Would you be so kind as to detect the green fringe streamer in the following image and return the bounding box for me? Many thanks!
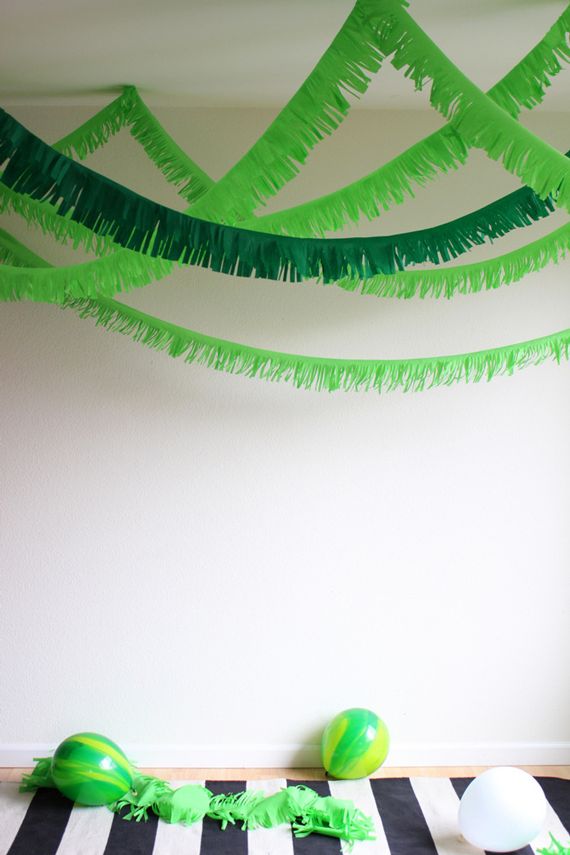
[0,184,118,258]
[53,86,213,204]
[20,758,53,792]
[245,4,570,236]
[2,230,569,393]
[3,215,570,304]
[0,227,49,268]
[3,107,570,285]
[0,157,562,283]
[187,0,408,224]
[538,835,570,855]
[52,296,570,394]
[19,760,373,845]
[383,5,570,211]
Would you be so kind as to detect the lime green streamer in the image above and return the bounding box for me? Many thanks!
[383,5,570,207]
[245,3,570,236]
[2,6,570,277]
[20,761,374,845]
[538,836,570,855]
[53,86,213,204]
[2,229,569,393]
[187,0,406,224]
[50,295,570,393]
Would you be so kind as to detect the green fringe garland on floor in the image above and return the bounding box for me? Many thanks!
[53,86,213,204]
[2,230,569,393]
[3,215,570,303]
[538,836,570,855]
[20,763,374,846]
[245,3,570,235]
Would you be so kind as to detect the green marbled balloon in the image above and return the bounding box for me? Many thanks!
[51,732,133,806]
[321,708,390,779]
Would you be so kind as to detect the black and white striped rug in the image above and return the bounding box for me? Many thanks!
[1,776,568,855]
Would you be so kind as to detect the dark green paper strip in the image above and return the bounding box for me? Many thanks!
[2,107,570,289]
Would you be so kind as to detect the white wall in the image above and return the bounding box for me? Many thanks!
[1,101,569,767]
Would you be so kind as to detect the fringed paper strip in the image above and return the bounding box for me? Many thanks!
[383,5,570,210]
[3,216,570,303]
[53,86,213,204]
[0,184,118,258]
[54,296,570,393]
[187,0,408,224]
[240,3,570,234]
[0,158,562,283]
[3,109,570,286]
[538,835,570,855]
[3,231,569,393]
[20,761,374,846]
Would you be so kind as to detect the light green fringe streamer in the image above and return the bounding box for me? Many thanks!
[2,230,570,394]
[383,5,570,212]
[538,835,570,855]
[187,0,409,224]
[245,2,570,236]
[53,86,213,204]
[3,215,570,303]
[20,762,374,846]
[33,295,570,394]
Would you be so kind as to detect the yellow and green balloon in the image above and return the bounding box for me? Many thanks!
[51,732,133,805]
[321,708,389,779]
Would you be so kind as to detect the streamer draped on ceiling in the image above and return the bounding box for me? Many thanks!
[1,0,570,393]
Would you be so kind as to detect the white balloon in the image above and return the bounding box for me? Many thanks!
[458,767,547,852]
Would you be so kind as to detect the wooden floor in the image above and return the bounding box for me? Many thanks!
[1,766,569,782]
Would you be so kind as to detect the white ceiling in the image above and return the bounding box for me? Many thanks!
[2,0,570,110]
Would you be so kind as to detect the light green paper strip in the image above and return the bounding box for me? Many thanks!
[2,228,569,393]
[187,0,407,223]
[245,3,570,236]
[53,86,213,204]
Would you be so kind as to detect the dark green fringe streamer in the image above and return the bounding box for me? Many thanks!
[1,108,568,287]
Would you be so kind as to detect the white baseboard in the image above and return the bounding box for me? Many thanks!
[1,742,569,768]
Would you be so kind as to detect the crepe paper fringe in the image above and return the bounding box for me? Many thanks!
[20,758,54,792]
[0,223,174,301]
[53,86,213,204]
[3,231,569,393]
[125,88,213,204]
[538,835,570,855]
[0,184,118,258]
[53,295,570,394]
[0,227,50,269]
[112,781,374,845]
[20,762,373,846]
[1,127,564,285]
[3,215,570,305]
[490,7,570,118]
[4,108,570,289]
[53,90,134,160]
[247,4,570,238]
[188,0,409,224]
[383,6,570,213]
